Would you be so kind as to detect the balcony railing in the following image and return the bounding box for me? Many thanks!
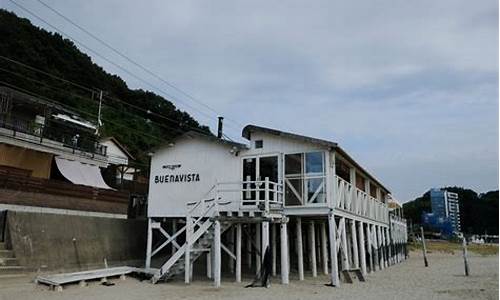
[334,175,389,223]
[0,115,106,157]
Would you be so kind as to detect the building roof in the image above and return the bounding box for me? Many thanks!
[100,136,135,160]
[152,130,248,153]
[242,124,391,194]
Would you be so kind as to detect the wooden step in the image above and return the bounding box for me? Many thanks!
[341,269,365,283]
[0,250,14,259]
[0,266,25,275]
[0,257,19,266]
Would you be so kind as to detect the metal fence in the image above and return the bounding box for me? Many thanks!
[0,115,106,156]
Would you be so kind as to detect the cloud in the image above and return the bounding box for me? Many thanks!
[3,0,498,201]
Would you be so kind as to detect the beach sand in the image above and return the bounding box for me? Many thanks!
[0,251,498,300]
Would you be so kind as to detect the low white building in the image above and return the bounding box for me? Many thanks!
[146,125,408,287]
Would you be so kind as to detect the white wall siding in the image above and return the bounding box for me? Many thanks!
[148,138,240,217]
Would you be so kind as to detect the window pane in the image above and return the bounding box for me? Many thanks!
[285,178,303,206]
[305,152,324,174]
[285,153,302,175]
[307,178,325,203]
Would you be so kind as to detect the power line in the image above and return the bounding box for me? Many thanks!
[9,0,222,125]
[0,57,215,137]
[0,80,169,143]
[0,66,209,137]
[35,0,244,129]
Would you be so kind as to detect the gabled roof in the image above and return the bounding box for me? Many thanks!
[243,125,338,149]
[100,136,135,160]
[152,131,248,153]
[242,124,391,194]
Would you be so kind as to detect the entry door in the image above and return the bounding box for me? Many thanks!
[242,155,279,203]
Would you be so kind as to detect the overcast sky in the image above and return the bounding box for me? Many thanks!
[2,0,498,201]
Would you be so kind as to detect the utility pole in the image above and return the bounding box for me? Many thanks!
[96,90,103,136]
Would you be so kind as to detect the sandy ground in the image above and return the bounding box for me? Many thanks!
[0,251,498,300]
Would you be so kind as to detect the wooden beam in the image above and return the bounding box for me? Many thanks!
[272,223,277,276]
[145,218,152,269]
[280,221,289,284]
[296,218,304,280]
[308,221,317,277]
[328,212,339,286]
[351,220,359,269]
[214,220,221,288]
[236,224,242,282]
[321,222,328,275]
[358,221,367,276]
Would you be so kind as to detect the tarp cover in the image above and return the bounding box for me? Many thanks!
[55,157,111,189]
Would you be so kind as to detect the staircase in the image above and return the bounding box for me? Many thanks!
[154,221,232,283]
[150,179,284,284]
[0,242,25,278]
[340,269,365,283]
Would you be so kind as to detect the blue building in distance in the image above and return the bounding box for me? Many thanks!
[422,188,461,236]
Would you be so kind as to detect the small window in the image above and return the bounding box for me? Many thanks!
[255,140,263,149]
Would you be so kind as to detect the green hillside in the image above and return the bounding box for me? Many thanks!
[0,9,211,165]
[403,187,499,235]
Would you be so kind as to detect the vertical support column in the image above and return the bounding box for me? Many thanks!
[280,220,289,284]
[145,218,153,269]
[372,225,378,271]
[171,219,177,256]
[387,225,392,266]
[382,227,388,268]
[350,220,359,269]
[185,217,193,284]
[256,224,261,275]
[272,223,277,276]
[328,212,339,286]
[262,221,270,263]
[247,224,252,269]
[229,226,235,274]
[296,218,304,280]
[358,221,367,276]
[207,249,212,279]
[214,220,221,288]
[366,224,373,273]
[236,223,242,282]
[376,225,383,270]
[340,218,349,271]
[308,221,317,277]
[295,217,304,280]
[321,221,329,275]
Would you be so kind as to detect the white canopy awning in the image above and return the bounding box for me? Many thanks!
[55,156,112,189]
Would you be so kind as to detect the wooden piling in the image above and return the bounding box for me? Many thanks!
[462,237,469,276]
[420,227,428,267]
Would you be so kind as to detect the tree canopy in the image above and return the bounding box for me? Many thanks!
[0,9,211,165]
[403,187,499,235]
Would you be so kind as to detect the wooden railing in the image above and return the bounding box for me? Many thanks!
[334,175,388,223]
[0,166,128,204]
[187,178,284,216]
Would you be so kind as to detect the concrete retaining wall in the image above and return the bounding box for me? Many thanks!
[5,211,147,272]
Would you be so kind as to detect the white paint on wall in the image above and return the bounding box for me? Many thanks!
[148,137,241,217]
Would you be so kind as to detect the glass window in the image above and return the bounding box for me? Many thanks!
[306,177,325,203]
[285,178,303,206]
[255,140,263,149]
[305,152,324,174]
[285,153,302,175]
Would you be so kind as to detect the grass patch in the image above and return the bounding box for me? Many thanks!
[409,240,498,256]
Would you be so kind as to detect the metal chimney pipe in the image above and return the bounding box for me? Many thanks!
[217,116,224,139]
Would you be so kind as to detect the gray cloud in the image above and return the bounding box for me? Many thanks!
[3,0,498,201]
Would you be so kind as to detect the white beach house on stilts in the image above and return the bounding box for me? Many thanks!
[145,125,408,287]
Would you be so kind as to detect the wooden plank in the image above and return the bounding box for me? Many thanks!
[36,266,152,286]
